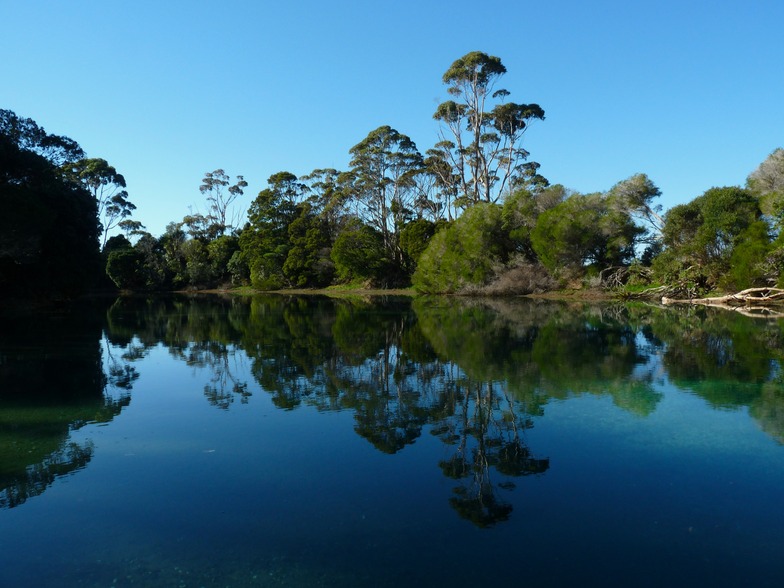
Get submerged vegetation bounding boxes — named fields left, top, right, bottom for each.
left=2, top=52, right=782, bottom=300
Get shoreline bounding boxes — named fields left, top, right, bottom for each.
left=184, top=285, right=617, bottom=301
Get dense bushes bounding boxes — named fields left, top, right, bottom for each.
left=413, top=204, right=512, bottom=293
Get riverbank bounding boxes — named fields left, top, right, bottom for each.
left=194, top=284, right=617, bottom=301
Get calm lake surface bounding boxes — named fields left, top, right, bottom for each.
left=1, top=294, right=783, bottom=587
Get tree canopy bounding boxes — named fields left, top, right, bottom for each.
left=433, top=51, right=546, bottom=207
left=0, top=109, right=100, bottom=298
left=7, top=55, right=782, bottom=300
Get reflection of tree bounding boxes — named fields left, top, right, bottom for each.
left=92, top=292, right=784, bottom=527
left=240, top=296, right=337, bottom=410
left=165, top=340, right=252, bottom=409
left=105, top=295, right=254, bottom=408
left=0, top=299, right=130, bottom=509
left=1, top=441, right=94, bottom=509
left=645, top=306, right=777, bottom=407
left=751, top=380, right=784, bottom=443
left=413, top=297, right=662, bottom=417
left=434, top=381, right=548, bottom=527
left=329, top=302, right=434, bottom=453
left=104, top=335, right=140, bottom=390
left=642, top=305, right=784, bottom=440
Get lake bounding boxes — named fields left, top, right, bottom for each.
left=1, top=294, right=783, bottom=587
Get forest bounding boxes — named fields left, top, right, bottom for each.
left=2, top=51, right=783, bottom=300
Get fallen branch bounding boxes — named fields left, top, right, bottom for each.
left=662, top=287, right=784, bottom=309
left=618, top=284, right=672, bottom=300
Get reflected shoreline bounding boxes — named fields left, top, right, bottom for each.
left=3, top=294, right=783, bottom=521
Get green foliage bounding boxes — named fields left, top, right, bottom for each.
left=199, top=168, right=247, bottom=236
left=502, top=185, right=567, bottom=260
left=655, top=186, right=761, bottom=290
left=330, top=220, right=389, bottom=284
left=747, top=148, right=784, bottom=234
left=747, top=148, right=784, bottom=196
left=0, top=109, right=100, bottom=298
left=283, top=203, right=334, bottom=287
left=181, top=239, right=211, bottom=287
left=207, top=235, right=240, bottom=285
left=227, top=250, right=249, bottom=286
left=399, top=218, right=442, bottom=268
left=103, top=234, right=132, bottom=254
left=605, top=173, right=664, bottom=237
left=132, top=233, right=172, bottom=290
left=434, top=51, right=545, bottom=205
left=106, top=249, right=146, bottom=289
left=724, top=221, right=772, bottom=290
left=62, top=157, right=135, bottom=247
left=347, top=125, right=423, bottom=273
left=240, top=172, right=303, bottom=290
left=531, top=192, right=641, bottom=272
left=442, top=51, right=507, bottom=87
left=158, top=222, right=188, bottom=288
left=413, top=203, right=510, bottom=293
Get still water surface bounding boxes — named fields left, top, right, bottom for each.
left=1, top=295, right=783, bottom=587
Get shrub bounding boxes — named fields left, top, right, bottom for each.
left=331, top=222, right=389, bottom=284
left=413, top=203, right=511, bottom=293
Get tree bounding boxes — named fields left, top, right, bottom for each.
left=606, top=173, right=664, bottom=238
left=748, top=148, right=784, bottom=196
left=207, top=235, right=241, bottom=286
left=502, top=184, right=568, bottom=261
left=747, top=148, right=784, bottom=230
left=330, top=219, right=389, bottom=284
left=199, top=168, right=248, bottom=236
left=283, top=202, right=335, bottom=287
left=300, top=167, right=356, bottom=246
left=0, top=109, right=84, bottom=166
left=240, top=172, right=303, bottom=289
left=413, top=203, right=511, bottom=293
left=347, top=126, right=423, bottom=274
left=433, top=51, right=545, bottom=206
left=62, top=158, right=136, bottom=247
left=531, top=192, right=642, bottom=272
left=118, top=219, right=146, bottom=240
left=654, top=186, right=762, bottom=290
left=0, top=109, right=100, bottom=297
left=399, top=217, right=443, bottom=269
left=181, top=211, right=218, bottom=242
left=131, top=232, right=172, bottom=290
left=106, top=248, right=146, bottom=289
left=726, top=221, right=773, bottom=289
left=159, top=222, right=188, bottom=288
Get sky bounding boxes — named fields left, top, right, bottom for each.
left=2, top=0, right=783, bottom=238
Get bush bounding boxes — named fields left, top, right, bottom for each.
left=413, top=203, right=511, bottom=293
left=331, top=222, right=389, bottom=284
left=106, top=249, right=145, bottom=289
left=474, top=259, right=556, bottom=295
left=723, top=221, right=772, bottom=290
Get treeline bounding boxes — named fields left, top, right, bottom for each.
left=3, top=51, right=784, bottom=298
left=0, top=109, right=137, bottom=298
left=103, top=52, right=548, bottom=292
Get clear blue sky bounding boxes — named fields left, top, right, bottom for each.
left=3, top=0, right=782, bottom=237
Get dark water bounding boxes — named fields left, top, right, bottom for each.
left=1, top=295, right=782, bottom=587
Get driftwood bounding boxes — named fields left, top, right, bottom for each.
left=662, top=287, right=784, bottom=317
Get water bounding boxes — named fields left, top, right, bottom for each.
left=1, top=295, right=783, bottom=587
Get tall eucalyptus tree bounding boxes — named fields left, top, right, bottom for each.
left=347, top=125, right=424, bottom=266
left=433, top=51, right=545, bottom=206
left=62, top=157, right=136, bottom=248
left=199, top=168, right=248, bottom=235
